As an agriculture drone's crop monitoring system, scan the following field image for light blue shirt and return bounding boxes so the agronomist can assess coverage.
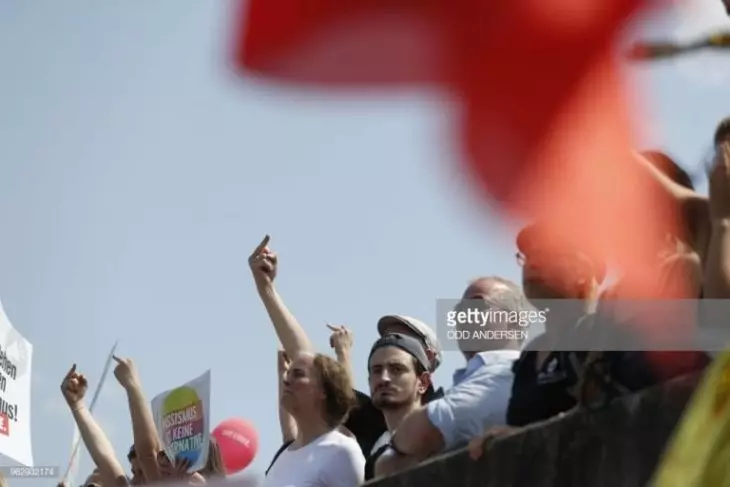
[426,350,519,451]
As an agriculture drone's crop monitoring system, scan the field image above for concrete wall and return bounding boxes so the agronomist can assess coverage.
[368,373,700,487]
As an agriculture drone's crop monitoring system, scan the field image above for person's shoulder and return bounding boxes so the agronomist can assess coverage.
[473,350,521,373]
[321,430,366,453]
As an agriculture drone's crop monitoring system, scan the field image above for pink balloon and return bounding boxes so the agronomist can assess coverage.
[211,418,259,474]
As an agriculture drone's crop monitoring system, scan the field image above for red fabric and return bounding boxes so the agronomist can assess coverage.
[234,0,682,297]
[236,0,446,87]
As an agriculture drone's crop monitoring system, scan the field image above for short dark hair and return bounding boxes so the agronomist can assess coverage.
[714,117,730,146]
[312,354,357,427]
[641,150,694,191]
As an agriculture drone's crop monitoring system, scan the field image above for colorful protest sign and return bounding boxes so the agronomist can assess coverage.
[152,370,211,472]
[0,298,33,466]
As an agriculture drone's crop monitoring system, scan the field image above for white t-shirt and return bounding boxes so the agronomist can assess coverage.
[264,430,365,487]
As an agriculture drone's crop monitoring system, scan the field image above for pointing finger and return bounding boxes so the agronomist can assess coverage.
[63,364,77,381]
[112,355,123,364]
[326,324,339,332]
[251,235,271,258]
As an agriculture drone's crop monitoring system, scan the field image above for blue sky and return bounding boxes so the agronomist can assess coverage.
[0,0,728,483]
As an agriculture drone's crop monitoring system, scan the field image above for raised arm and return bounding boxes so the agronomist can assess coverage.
[113,356,162,484]
[705,142,730,298]
[327,324,354,384]
[633,151,711,259]
[60,364,128,487]
[249,235,314,357]
[277,349,298,442]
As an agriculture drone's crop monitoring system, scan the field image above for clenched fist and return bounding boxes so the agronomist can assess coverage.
[327,324,353,358]
[112,355,141,390]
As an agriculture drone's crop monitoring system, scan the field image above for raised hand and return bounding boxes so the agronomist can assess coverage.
[60,364,88,408]
[159,454,199,483]
[327,324,353,358]
[709,142,730,221]
[248,235,278,290]
[112,355,141,390]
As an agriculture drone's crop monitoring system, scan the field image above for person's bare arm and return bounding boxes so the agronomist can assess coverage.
[704,143,730,298]
[61,365,128,487]
[277,349,298,442]
[113,356,162,483]
[634,151,711,259]
[249,235,314,357]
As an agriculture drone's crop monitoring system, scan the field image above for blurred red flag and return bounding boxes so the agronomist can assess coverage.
[234,0,684,298]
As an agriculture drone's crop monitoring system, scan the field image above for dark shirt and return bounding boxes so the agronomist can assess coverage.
[507,311,710,428]
[364,444,389,481]
[507,346,581,427]
[344,390,388,457]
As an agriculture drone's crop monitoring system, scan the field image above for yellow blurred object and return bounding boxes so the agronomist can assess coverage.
[707,32,730,47]
[651,351,730,487]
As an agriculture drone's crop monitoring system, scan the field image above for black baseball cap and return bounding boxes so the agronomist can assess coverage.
[368,333,430,372]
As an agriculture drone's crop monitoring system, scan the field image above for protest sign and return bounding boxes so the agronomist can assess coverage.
[152,370,211,472]
[0,298,33,466]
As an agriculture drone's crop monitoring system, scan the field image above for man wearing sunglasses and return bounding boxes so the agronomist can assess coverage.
[507,223,605,427]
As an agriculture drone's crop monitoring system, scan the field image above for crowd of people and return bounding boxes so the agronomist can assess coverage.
[2,116,727,487]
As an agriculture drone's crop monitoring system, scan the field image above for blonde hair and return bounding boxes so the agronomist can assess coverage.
[0,471,8,487]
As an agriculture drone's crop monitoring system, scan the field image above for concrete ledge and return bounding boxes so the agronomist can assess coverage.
[368,373,700,487]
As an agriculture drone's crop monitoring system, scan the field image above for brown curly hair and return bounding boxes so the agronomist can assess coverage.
[312,354,357,428]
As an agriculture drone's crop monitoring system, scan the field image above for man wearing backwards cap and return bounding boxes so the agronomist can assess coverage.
[363,333,432,481]
[375,276,525,478]
[341,315,444,461]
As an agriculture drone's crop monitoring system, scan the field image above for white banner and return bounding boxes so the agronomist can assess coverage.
[0,298,34,466]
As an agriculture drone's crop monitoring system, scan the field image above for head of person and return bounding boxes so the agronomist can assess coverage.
[83,468,102,487]
[199,436,226,479]
[281,351,356,428]
[516,223,605,302]
[368,333,431,411]
[127,445,145,485]
[157,450,207,484]
[376,315,442,373]
[455,276,530,359]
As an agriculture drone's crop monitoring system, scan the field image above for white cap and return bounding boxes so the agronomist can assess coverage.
[377,315,442,372]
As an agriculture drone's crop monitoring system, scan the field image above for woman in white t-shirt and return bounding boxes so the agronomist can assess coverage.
[265,351,366,487]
